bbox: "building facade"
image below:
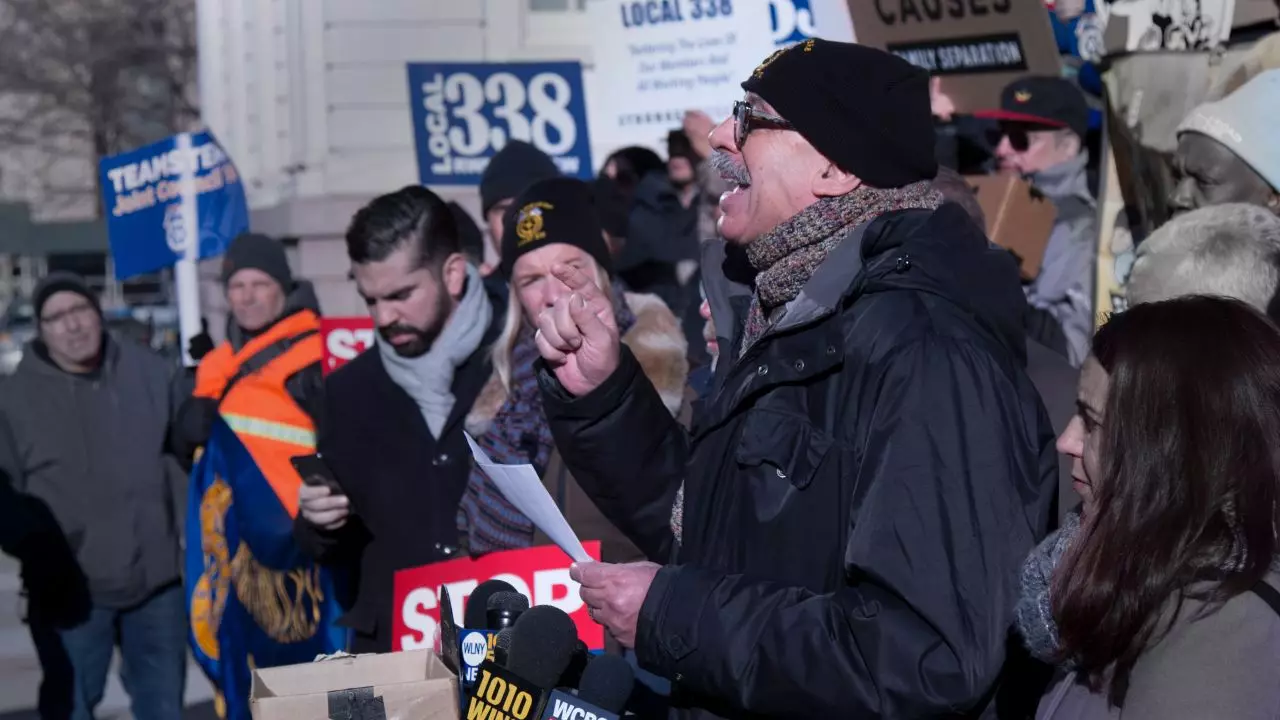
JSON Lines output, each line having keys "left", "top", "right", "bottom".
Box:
{"left": 196, "top": 0, "right": 854, "bottom": 323}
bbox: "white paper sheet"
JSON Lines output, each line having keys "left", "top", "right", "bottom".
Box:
{"left": 464, "top": 433, "right": 592, "bottom": 563}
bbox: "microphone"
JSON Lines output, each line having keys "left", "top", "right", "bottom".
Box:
{"left": 459, "top": 580, "right": 519, "bottom": 693}
{"left": 494, "top": 627, "right": 515, "bottom": 667}
{"left": 464, "top": 605, "right": 579, "bottom": 719}
{"left": 557, "top": 639, "right": 590, "bottom": 691}
{"left": 538, "top": 654, "right": 634, "bottom": 720}
{"left": 578, "top": 655, "right": 634, "bottom": 715}
{"left": 465, "top": 579, "right": 518, "bottom": 629}
{"left": 487, "top": 590, "right": 530, "bottom": 630}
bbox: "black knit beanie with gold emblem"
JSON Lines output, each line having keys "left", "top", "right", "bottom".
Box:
{"left": 499, "top": 177, "right": 614, "bottom": 280}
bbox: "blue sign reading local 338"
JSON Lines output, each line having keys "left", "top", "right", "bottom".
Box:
{"left": 99, "top": 130, "right": 249, "bottom": 280}
{"left": 406, "top": 61, "right": 593, "bottom": 186}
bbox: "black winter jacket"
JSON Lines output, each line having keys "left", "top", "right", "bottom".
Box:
{"left": 293, "top": 302, "right": 502, "bottom": 653}
{"left": 539, "top": 204, "right": 1058, "bottom": 719}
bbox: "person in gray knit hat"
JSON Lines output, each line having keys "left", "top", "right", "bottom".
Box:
{"left": 532, "top": 39, "right": 1057, "bottom": 719}
{"left": 0, "top": 271, "right": 187, "bottom": 719}
{"left": 171, "top": 231, "right": 325, "bottom": 467}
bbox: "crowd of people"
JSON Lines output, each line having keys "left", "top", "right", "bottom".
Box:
{"left": 4, "top": 31, "right": 1280, "bottom": 720}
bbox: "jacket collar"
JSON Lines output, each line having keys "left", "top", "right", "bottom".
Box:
{"left": 1031, "top": 151, "right": 1093, "bottom": 208}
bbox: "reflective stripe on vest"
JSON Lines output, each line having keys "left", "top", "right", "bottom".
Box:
{"left": 194, "top": 310, "right": 324, "bottom": 519}
{"left": 222, "top": 413, "right": 316, "bottom": 448}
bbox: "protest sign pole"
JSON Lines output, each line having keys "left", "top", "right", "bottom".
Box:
{"left": 174, "top": 132, "right": 203, "bottom": 368}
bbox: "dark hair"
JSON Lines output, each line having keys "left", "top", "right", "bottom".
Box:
{"left": 1054, "top": 295, "right": 1280, "bottom": 706}
{"left": 602, "top": 146, "right": 664, "bottom": 198}
{"left": 447, "top": 201, "right": 485, "bottom": 264}
{"left": 345, "top": 185, "right": 459, "bottom": 268}
{"left": 932, "top": 167, "right": 986, "bottom": 229}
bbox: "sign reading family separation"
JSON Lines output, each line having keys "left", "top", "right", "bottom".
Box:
{"left": 99, "top": 131, "right": 249, "bottom": 279}
{"left": 407, "top": 62, "right": 593, "bottom": 186}
{"left": 585, "top": 0, "right": 775, "bottom": 154}
{"left": 847, "top": 0, "right": 1060, "bottom": 112}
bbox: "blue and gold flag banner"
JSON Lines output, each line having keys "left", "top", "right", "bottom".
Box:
{"left": 185, "top": 416, "right": 345, "bottom": 720}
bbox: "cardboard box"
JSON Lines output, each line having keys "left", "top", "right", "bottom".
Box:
{"left": 966, "top": 173, "right": 1057, "bottom": 281}
{"left": 250, "top": 650, "right": 459, "bottom": 720}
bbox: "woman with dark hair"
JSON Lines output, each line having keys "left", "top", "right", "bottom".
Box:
{"left": 1018, "top": 295, "right": 1280, "bottom": 718}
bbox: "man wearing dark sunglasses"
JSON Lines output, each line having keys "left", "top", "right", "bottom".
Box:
{"left": 536, "top": 38, "right": 1057, "bottom": 720}
{"left": 976, "top": 76, "right": 1097, "bottom": 368}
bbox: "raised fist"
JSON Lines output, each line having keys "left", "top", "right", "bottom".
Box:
{"left": 533, "top": 264, "right": 621, "bottom": 397}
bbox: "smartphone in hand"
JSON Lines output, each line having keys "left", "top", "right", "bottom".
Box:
{"left": 290, "top": 453, "right": 344, "bottom": 495}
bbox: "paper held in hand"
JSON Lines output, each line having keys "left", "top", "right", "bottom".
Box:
{"left": 464, "top": 433, "right": 592, "bottom": 563}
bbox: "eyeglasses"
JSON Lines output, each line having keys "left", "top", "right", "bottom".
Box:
{"left": 733, "top": 100, "right": 795, "bottom": 150}
{"left": 40, "top": 303, "right": 96, "bottom": 330}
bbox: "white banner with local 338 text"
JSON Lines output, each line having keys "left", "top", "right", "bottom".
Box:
{"left": 584, "top": 0, "right": 776, "bottom": 155}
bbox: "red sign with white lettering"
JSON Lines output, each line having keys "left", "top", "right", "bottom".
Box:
{"left": 320, "top": 317, "right": 375, "bottom": 376}
{"left": 392, "top": 543, "right": 604, "bottom": 653}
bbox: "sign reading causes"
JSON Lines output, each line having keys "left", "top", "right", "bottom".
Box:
{"left": 99, "top": 130, "right": 248, "bottom": 279}
{"left": 846, "top": 0, "right": 1061, "bottom": 112}
{"left": 585, "top": 0, "right": 775, "bottom": 154}
{"left": 407, "top": 62, "right": 592, "bottom": 186}
{"left": 392, "top": 543, "right": 604, "bottom": 654}
{"left": 320, "top": 317, "right": 375, "bottom": 376}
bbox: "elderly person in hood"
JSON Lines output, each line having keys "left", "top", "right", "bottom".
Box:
{"left": 534, "top": 40, "right": 1057, "bottom": 719}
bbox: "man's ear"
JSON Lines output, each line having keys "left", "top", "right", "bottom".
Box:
{"left": 1267, "top": 192, "right": 1280, "bottom": 215}
{"left": 442, "top": 252, "right": 468, "bottom": 299}
{"left": 813, "top": 161, "right": 862, "bottom": 198}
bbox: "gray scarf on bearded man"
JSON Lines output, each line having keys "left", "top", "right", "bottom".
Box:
{"left": 377, "top": 264, "right": 493, "bottom": 438}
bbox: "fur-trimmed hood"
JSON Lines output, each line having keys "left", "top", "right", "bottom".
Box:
{"left": 467, "top": 291, "right": 688, "bottom": 434}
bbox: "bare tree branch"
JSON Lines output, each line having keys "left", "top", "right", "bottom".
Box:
{"left": 0, "top": 0, "right": 198, "bottom": 218}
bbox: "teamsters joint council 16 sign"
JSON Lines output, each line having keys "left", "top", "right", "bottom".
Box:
{"left": 406, "top": 61, "right": 594, "bottom": 186}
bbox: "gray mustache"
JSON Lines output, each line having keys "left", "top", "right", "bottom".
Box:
{"left": 710, "top": 150, "right": 751, "bottom": 186}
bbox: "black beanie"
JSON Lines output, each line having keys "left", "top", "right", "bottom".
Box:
{"left": 480, "top": 141, "right": 561, "bottom": 216}
{"left": 741, "top": 39, "right": 938, "bottom": 188}
{"left": 34, "top": 271, "right": 101, "bottom": 320}
{"left": 499, "top": 178, "right": 613, "bottom": 280}
{"left": 221, "top": 232, "right": 293, "bottom": 290}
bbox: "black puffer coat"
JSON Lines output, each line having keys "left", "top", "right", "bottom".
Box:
{"left": 539, "top": 204, "right": 1058, "bottom": 718}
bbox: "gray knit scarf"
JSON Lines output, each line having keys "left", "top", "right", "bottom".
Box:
{"left": 1015, "top": 510, "right": 1082, "bottom": 664}
{"left": 378, "top": 264, "right": 492, "bottom": 438}
{"left": 738, "top": 181, "right": 943, "bottom": 357}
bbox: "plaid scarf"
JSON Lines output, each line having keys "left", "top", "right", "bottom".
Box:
{"left": 457, "top": 281, "right": 636, "bottom": 555}
{"left": 738, "top": 181, "right": 943, "bottom": 357}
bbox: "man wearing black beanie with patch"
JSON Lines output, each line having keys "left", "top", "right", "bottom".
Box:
{"left": 536, "top": 39, "right": 1057, "bottom": 719}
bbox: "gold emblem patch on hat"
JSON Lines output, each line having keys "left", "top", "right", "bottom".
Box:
{"left": 752, "top": 48, "right": 787, "bottom": 79}
{"left": 753, "top": 39, "right": 816, "bottom": 79}
{"left": 1015, "top": 90, "right": 1032, "bottom": 103}
{"left": 515, "top": 201, "right": 553, "bottom": 247}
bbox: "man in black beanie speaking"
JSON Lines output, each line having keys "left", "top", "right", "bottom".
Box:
{"left": 536, "top": 40, "right": 1057, "bottom": 718}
